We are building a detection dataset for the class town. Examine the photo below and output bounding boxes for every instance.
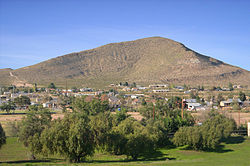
[1,82,249,124]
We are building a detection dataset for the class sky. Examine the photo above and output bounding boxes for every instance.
[0,0,250,70]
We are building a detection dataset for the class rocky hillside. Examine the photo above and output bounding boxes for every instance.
[0,37,249,87]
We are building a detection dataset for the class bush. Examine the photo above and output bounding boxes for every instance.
[173,112,236,150]
[0,123,6,149]
[18,108,52,155]
[105,118,156,160]
[6,121,20,137]
[40,113,95,162]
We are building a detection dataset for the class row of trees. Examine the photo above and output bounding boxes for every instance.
[173,112,236,150]
[0,96,31,113]
[16,96,195,162]
[2,93,236,163]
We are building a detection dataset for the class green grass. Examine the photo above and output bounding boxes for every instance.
[0,136,250,165]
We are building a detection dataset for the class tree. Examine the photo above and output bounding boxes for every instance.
[232,100,240,110]
[89,112,114,149]
[33,83,38,92]
[131,82,136,88]
[239,91,246,102]
[18,108,52,157]
[14,96,31,107]
[228,82,233,91]
[173,112,236,150]
[141,98,147,106]
[189,91,196,99]
[41,113,95,162]
[72,97,109,115]
[0,123,6,149]
[71,86,78,93]
[0,101,15,113]
[217,93,224,106]
[108,118,155,160]
[42,95,53,103]
[183,84,188,91]
[48,83,56,89]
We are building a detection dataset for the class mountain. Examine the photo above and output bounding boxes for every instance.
[0,37,249,88]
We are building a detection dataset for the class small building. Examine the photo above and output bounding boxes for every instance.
[149,84,168,88]
[109,96,121,108]
[175,86,184,91]
[153,89,169,93]
[220,99,242,107]
[187,103,202,111]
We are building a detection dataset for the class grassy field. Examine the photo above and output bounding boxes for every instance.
[0,136,249,166]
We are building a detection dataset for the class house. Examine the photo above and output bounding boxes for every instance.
[138,87,148,90]
[243,101,250,107]
[80,88,93,92]
[185,99,203,111]
[220,99,242,107]
[132,98,140,105]
[153,89,169,93]
[175,86,184,91]
[187,103,202,111]
[131,95,139,99]
[42,100,57,108]
[122,87,131,91]
[233,85,243,89]
[149,84,168,88]
[185,99,197,103]
[109,96,121,108]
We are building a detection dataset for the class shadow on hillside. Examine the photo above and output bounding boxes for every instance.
[87,150,175,164]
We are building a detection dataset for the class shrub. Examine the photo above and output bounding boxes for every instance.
[0,123,6,149]
[173,113,236,150]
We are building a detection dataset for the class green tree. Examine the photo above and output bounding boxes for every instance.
[72,97,109,115]
[48,83,56,89]
[0,123,6,149]
[131,82,136,88]
[0,101,15,113]
[189,91,196,99]
[18,108,52,156]
[33,83,38,92]
[232,100,240,110]
[228,82,233,91]
[124,82,129,86]
[239,91,246,102]
[110,118,155,160]
[41,113,95,162]
[183,84,188,91]
[90,112,114,149]
[173,112,236,150]
[71,86,78,93]
[14,96,31,107]
[217,93,224,106]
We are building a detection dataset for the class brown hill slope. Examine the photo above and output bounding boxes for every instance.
[1,37,249,87]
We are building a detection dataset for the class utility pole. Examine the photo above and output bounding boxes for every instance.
[238,108,240,126]
[153,103,155,120]
[66,80,68,97]
[181,96,184,120]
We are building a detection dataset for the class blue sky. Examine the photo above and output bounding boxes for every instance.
[0,0,249,70]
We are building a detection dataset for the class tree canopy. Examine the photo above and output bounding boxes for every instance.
[0,123,6,149]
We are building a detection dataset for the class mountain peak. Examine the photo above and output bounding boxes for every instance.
[0,37,249,87]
